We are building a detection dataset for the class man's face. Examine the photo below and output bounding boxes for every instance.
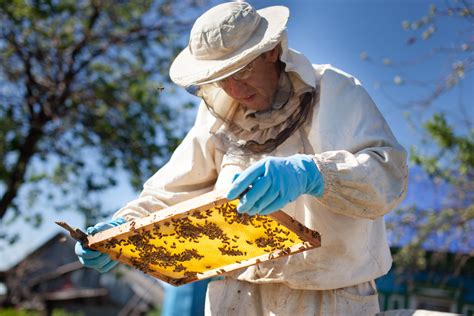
[218,48,281,111]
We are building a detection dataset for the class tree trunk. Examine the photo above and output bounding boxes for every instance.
[0,124,44,219]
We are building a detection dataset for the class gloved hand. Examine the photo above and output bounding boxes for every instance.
[226,154,324,215]
[75,217,126,273]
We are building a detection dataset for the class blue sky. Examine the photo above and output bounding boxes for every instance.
[260,0,473,146]
[0,0,472,271]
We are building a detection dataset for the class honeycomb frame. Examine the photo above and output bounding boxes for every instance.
[87,190,321,286]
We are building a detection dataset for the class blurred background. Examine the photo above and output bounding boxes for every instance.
[0,0,472,315]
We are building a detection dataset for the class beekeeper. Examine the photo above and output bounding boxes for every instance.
[76,2,408,315]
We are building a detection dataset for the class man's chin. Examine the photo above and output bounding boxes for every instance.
[240,99,271,111]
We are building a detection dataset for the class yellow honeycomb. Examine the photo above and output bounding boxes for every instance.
[89,199,320,286]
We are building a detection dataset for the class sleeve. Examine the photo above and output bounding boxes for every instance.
[308,67,408,220]
[113,102,219,221]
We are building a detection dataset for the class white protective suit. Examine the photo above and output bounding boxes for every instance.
[114,44,408,315]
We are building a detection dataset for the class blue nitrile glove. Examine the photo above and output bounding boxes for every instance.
[75,217,126,273]
[226,154,324,215]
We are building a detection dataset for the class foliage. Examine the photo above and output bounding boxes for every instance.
[364,0,473,272]
[392,113,474,270]
[146,308,162,316]
[0,0,203,230]
[0,308,39,316]
[0,308,84,316]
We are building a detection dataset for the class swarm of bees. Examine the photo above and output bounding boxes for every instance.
[91,199,321,286]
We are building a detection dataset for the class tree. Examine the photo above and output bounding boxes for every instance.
[0,0,204,236]
[362,1,473,272]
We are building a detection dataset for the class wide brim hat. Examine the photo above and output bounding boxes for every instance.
[170,2,289,87]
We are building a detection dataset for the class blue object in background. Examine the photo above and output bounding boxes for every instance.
[161,279,210,316]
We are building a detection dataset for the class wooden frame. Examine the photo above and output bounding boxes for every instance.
[86,190,321,286]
